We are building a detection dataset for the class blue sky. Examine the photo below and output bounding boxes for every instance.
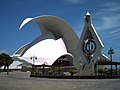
[0,0,120,62]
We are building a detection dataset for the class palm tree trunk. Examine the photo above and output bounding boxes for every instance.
[7,65,9,75]
[3,65,6,72]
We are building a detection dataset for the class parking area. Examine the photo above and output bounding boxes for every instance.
[0,71,120,90]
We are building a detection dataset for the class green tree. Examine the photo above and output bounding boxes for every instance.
[0,53,13,75]
[69,69,77,76]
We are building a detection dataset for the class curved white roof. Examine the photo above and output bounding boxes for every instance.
[14,15,78,66]
[13,43,29,57]
[20,15,79,57]
[18,38,73,65]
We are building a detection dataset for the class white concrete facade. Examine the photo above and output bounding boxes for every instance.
[13,12,108,75]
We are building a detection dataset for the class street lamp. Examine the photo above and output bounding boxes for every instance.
[108,47,114,76]
[30,55,37,65]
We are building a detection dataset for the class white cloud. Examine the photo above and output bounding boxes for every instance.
[108,28,120,35]
[102,15,120,29]
[103,2,120,12]
[65,0,80,4]
[94,1,120,35]
[0,50,9,54]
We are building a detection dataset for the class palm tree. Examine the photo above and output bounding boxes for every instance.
[0,53,13,75]
[0,57,4,73]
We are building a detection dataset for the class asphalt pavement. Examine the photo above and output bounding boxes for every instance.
[0,71,120,90]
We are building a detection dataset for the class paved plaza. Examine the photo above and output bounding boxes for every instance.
[0,71,120,90]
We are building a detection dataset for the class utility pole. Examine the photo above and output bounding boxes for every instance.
[108,47,114,76]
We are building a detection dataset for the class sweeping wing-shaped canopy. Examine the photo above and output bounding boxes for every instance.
[20,15,79,57]
[13,16,79,66]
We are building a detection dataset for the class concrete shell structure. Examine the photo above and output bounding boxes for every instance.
[13,13,108,75]
[13,15,79,66]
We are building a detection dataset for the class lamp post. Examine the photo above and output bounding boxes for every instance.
[30,55,37,65]
[108,47,114,76]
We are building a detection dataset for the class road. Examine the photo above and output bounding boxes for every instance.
[0,71,120,90]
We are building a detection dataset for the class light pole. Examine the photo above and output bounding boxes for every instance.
[108,47,114,76]
[30,55,37,65]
